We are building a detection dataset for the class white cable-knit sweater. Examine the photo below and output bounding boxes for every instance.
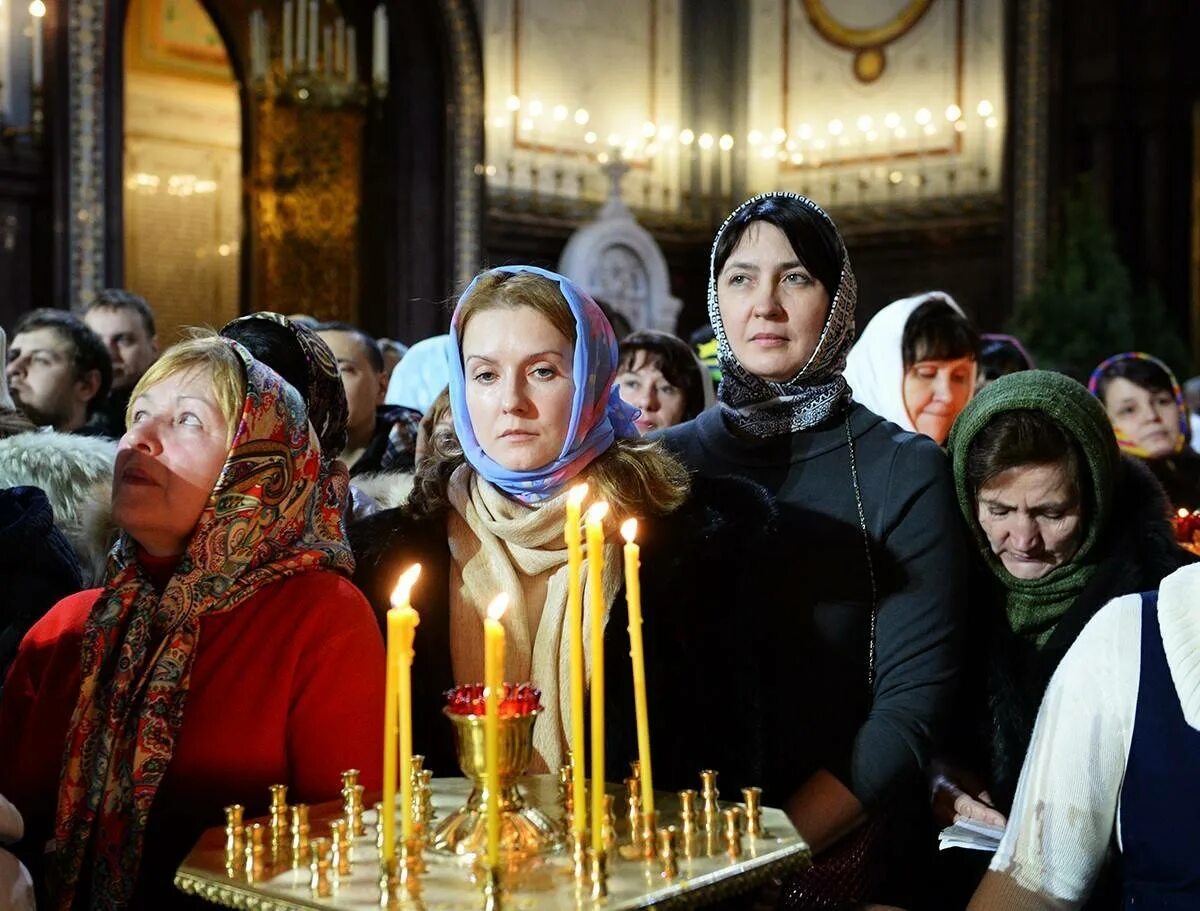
[983,562,1200,907]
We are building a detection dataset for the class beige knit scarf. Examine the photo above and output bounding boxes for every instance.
[447,465,623,771]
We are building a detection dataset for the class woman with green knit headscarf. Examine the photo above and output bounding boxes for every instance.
[932,370,1192,900]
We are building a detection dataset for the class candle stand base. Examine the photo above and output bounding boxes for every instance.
[432,707,563,859]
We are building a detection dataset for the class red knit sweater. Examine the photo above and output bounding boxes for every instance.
[0,566,384,907]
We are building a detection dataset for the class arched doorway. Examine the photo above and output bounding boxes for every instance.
[121,0,241,345]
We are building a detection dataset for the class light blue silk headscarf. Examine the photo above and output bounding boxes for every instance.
[447,265,640,503]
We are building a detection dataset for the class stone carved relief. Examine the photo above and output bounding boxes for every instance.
[558,160,680,333]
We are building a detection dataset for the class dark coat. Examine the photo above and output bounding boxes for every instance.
[349,473,811,802]
[0,486,84,686]
[975,456,1196,810]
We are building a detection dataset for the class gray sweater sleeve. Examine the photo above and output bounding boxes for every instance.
[848,434,966,809]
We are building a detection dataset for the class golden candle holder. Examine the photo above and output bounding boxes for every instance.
[290,804,310,868]
[743,786,767,839]
[310,837,332,897]
[177,770,815,909]
[245,823,266,881]
[658,826,678,879]
[482,863,503,911]
[590,848,608,900]
[223,804,245,873]
[432,685,562,859]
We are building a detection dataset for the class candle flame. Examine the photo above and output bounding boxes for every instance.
[389,563,422,608]
[584,501,609,524]
[568,482,589,507]
[621,518,638,543]
[486,593,509,621]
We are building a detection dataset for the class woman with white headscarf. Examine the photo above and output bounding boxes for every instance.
[661,193,966,907]
[843,291,980,445]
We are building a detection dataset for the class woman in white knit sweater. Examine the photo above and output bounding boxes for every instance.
[969,561,1200,909]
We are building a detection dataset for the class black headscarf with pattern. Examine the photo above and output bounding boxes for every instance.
[708,192,858,436]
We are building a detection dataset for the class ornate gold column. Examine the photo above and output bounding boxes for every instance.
[250,101,362,322]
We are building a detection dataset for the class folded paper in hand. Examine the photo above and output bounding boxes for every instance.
[938,817,1004,852]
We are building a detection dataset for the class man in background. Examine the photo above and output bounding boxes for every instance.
[6,309,112,435]
[83,289,159,437]
[315,321,421,475]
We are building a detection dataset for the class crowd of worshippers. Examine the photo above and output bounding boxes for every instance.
[1,194,1198,911]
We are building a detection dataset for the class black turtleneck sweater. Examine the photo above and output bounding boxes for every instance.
[660,402,965,810]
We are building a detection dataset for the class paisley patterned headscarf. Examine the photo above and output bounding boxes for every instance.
[708,192,858,436]
[51,339,354,910]
[448,265,640,503]
[1087,351,1190,458]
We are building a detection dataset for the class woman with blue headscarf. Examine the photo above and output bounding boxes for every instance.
[351,266,801,794]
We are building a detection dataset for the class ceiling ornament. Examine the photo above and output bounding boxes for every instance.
[800,0,936,83]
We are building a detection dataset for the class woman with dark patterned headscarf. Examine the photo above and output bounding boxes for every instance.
[220,312,383,521]
[660,193,965,906]
[0,335,383,909]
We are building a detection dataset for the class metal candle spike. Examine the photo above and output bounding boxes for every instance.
[244,823,266,881]
[723,807,743,859]
[742,786,767,838]
[678,789,699,859]
[602,793,617,853]
[310,837,333,897]
[640,808,658,861]
[291,804,310,868]
[658,826,679,879]
[375,801,387,852]
[379,855,399,908]
[224,804,245,872]
[570,830,589,886]
[398,837,423,897]
[590,848,608,900]
[331,818,352,876]
[269,784,288,836]
[625,777,642,848]
[482,864,503,911]
[346,784,366,836]
[700,770,720,819]
[417,770,434,826]
[557,764,572,819]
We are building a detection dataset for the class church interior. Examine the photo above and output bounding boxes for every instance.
[6,4,1200,911]
[1,0,1196,356]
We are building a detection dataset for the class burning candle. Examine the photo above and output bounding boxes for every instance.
[307,0,318,79]
[295,0,307,69]
[585,502,609,855]
[565,483,589,834]
[621,519,654,817]
[484,594,509,868]
[29,0,45,92]
[372,4,388,87]
[282,1,293,75]
[383,564,421,860]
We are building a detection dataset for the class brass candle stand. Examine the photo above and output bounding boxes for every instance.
[183,685,812,910]
[432,686,561,860]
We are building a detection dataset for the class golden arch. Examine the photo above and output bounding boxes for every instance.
[800,0,936,83]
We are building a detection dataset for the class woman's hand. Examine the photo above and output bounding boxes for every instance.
[930,763,1007,829]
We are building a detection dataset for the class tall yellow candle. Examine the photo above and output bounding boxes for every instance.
[565,483,589,835]
[621,519,654,816]
[585,501,610,854]
[484,593,509,868]
[385,564,422,859]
